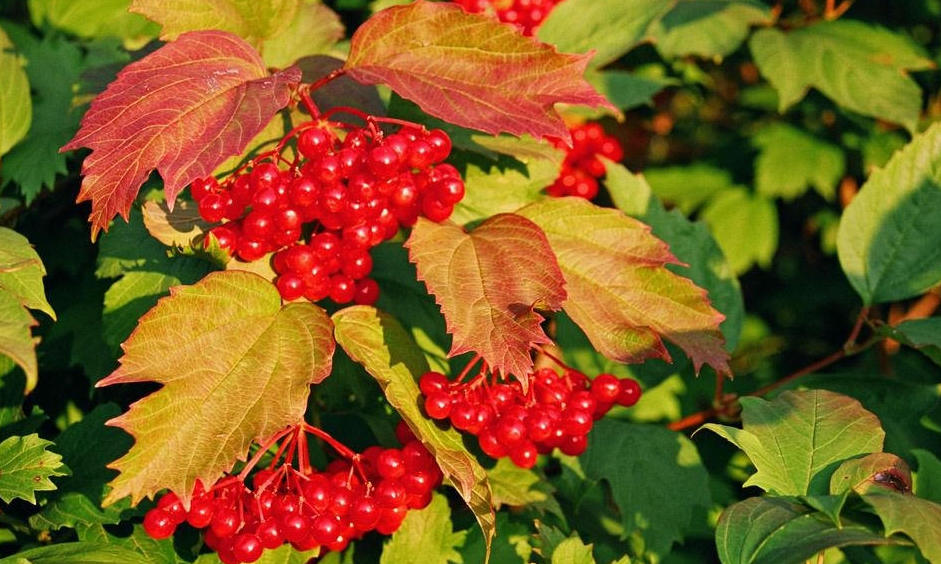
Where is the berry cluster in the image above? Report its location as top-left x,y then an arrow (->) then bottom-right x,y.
548,123 -> 624,200
454,0 -> 561,36
191,121 -> 463,305
142,423 -> 441,563
419,358 -> 641,469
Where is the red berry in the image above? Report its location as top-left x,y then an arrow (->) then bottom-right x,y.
297,127 -> 332,159
377,449 -> 407,479
198,193 -> 227,223
143,508 -> 176,539
495,417 -> 527,446
560,434 -> 588,456
509,441 -> 539,469
210,508 -> 240,538
329,274 -> 356,303
190,176 -> 218,202
617,378 -> 642,407
426,129 -> 452,162
419,371 -> 449,395
591,373 -> 621,404
561,408 -> 593,436
186,497 -> 214,529
353,278 -> 380,305
351,498 -> 381,531
478,428 -> 506,458
424,392 -> 452,419
256,520 -> 283,549
232,533 -> 263,563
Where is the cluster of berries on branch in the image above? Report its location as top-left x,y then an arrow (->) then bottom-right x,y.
453,0 -> 562,36
190,108 -> 464,305
419,352 -> 641,469
548,122 -> 624,200
142,422 -> 441,563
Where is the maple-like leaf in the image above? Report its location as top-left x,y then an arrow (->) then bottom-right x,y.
344,1 -> 614,141
61,31 -> 301,239
405,215 -> 566,385
517,198 -> 729,374
97,271 -> 334,506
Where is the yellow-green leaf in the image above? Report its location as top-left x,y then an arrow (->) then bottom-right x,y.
97,270 -> 334,506
262,1 -> 345,68
332,306 -> 495,557
0,434 -> 67,504
0,28 -> 31,157
130,0 -> 298,46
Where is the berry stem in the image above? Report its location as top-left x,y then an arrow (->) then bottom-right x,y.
455,353 -> 484,383
537,347 -> 575,373
237,426 -> 295,482
307,68 -> 346,96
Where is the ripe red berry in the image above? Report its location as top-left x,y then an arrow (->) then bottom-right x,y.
424,392 -> 452,419
617,378 -> 642,407
143,508 -> 177,539
298,127 -> 332,159
353,278 -> 380,305
232,533 -> 263,563
591,373 -> 621,404
509,441 -> 539,469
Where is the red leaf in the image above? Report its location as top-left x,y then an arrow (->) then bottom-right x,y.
405,215 -> 566,385
62,31 -> 301,238
344,1 -> 614,141
518,198 -> 730,375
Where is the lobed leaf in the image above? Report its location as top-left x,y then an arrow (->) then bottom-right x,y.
97,271 -> 334,506
700,189 -> 778,275
345,1 -> 613,141
129,0 -> 297,45
862,490 -> 941,563
0,433 -> 67,504
406,215 -> 566,385
261,2 -> 345,69
701,390 -> 885,496
518,197 -> 729,374
0,27 -> 31,157
749,20 -> 934,132
582,420 -> 711,557
550,536 -> 596,564
0,542 -> 145,564
380,493 -> 467,564
837,122 -> 941,304
332,306 -> 495,557
715,497 -> 902,564
752,123 -> 845,201
61,31 -> 301,239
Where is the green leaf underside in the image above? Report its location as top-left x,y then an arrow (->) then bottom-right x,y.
344,1 -> 613,141
0,27 -> 31,157
749,20 -> 933,132
0,433 -> 67,504
332,306 -> 495,556
0,542 -> 146,564
97,271 -> 334,506
582,420 -> 711,557
649,0 -> 772,60
883,318 -> 941,366
517,197 -> 729,374
0,291 -> 38,392
62,30 -> 301,238
538,0 -> 671,69
700,189 -> 779,274
141,200 -> 211,249
406,215 -> 566,386
261,2 -> 345,68
605,162 -> 744,351
753,123 -> 845,201
715,497 -> 902,564
837,122 -> 941,304
701,390 -> 885,496
862,491 -> 941,563
380,493 -> 467,564
830,452 -> 912,495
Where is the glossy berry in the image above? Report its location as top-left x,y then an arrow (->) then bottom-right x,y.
143,508 -> 176,539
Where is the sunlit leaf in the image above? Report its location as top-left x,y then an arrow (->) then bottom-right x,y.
0,27 -> 31,157
0,433 -> 67,504
381,493 -> 466,564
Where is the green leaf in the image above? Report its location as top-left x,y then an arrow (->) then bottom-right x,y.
488,458 -> 549,509
0,292 -> 38,395
332,306 -> 495,555
642,163 -> 736,214
405,215 -> 567,384
830,452 -> 912,495
752,123 -> 845,201
97,271 -> 335,506
700,189 -> 778,274
261,1 -> 344,68
381,493 -> 466,564
538,0 -> 671,69
881,318 -> 941,366
96,207 -> 174,279
102,259 -> 210,351
551,536 -> 596,564
715,496 -> 902,564
862,491 -> 941,563
749,21 -> 934,132
648,0 -> 771,60
30,404 -> 132,530
77,523 -> 181,564
0,542 -> 146,564
606,163 -> 744,351
701,390 -> 885,496
129,0 -> 298,45
518,198 -> 729,374
0,28 -> 83,201
28,0 -> 158,44
0,433 -> 67,504
461,512 -> 532,564
0,27 -> 31,157
141,200 -> 211,249
582,420 -> 710,557
912,449 -> 941,503
837,123 -> 941,304
0,227 -> 55,319
587,70 -> 669,114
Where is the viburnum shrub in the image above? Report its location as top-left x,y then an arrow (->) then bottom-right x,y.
2,1 -> 941,563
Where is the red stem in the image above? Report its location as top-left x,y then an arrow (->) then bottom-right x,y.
237,426 -> 295,481
455,354 -> 485,383
538,348 -> 575,373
